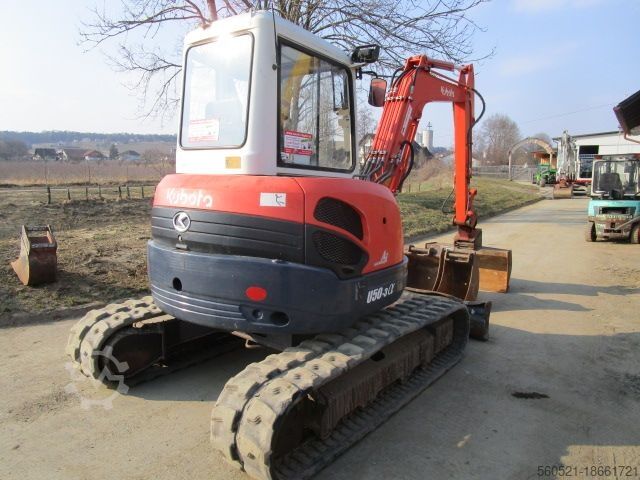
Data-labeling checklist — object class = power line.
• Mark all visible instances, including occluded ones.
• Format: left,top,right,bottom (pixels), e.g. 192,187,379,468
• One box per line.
520,103,614,124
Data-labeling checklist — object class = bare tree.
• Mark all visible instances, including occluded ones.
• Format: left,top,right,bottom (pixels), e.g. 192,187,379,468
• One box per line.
474,113,521,165
81,0,491,121
0,140,29,161
357,106,376,146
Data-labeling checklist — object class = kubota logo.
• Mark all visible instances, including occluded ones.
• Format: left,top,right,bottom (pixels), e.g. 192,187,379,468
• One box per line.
165,187,213,209
441,86,455,98
172,211,191,232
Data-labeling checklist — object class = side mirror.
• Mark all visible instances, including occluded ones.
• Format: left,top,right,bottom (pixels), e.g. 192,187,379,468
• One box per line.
351,45,380,64
368,77,387,107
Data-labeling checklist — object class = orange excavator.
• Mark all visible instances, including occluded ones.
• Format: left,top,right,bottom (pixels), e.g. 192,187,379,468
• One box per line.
67,11,511,480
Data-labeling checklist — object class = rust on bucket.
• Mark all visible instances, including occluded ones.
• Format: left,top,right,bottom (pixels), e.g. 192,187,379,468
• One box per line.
11,225,58,286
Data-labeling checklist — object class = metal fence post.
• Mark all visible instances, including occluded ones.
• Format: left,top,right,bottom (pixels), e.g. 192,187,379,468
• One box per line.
47,186,51,205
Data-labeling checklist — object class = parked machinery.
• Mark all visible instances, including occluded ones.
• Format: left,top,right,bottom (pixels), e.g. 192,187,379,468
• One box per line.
585,155,640,242
585,90,640,243
67,11,512,480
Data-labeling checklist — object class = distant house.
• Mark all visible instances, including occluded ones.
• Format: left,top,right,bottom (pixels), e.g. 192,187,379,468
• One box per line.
84,150,106,162
118,150,141,162
59,147,88,163
32,148,57,162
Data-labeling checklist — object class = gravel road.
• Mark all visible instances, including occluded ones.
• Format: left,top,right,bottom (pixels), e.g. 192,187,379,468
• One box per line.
1,197,638,480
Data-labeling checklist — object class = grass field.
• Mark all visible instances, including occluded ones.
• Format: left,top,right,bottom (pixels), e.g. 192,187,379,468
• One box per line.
0,177,540,317
399,177,540,238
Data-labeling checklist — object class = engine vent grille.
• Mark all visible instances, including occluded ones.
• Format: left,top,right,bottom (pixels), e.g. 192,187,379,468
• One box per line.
312,231,363,265
314,197,363,240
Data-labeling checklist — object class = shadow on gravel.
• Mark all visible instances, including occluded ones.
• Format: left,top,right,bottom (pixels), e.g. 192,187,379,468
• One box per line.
123,347,270,403
489,292,593,312
508,278,640,297
315,324,640,480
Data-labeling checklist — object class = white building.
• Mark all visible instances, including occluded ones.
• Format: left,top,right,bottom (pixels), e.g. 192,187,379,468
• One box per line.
553,130,640,181
420,123,434,151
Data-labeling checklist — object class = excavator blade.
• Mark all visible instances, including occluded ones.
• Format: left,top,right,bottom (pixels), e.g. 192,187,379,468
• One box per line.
475,246,512,293
406,243,479,301
10,225,57,286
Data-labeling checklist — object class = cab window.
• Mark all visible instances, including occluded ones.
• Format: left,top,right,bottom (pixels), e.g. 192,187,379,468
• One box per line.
278,43,354,171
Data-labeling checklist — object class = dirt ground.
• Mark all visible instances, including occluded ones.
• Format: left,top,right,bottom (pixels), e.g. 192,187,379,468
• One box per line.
1,197,639,480
0,193,151,316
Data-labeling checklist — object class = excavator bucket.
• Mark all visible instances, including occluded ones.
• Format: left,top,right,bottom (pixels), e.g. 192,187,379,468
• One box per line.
406,243,479,301
11,225,57,286
552,178,573,199
475,246,512,293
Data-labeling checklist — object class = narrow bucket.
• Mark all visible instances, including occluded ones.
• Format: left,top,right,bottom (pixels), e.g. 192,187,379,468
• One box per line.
475,246,512,293
436,249,479,301
405,244,445,291
406,243,479,301
11,225,57,286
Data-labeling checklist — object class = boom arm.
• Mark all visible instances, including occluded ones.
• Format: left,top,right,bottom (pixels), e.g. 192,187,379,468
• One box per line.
361,55,479,242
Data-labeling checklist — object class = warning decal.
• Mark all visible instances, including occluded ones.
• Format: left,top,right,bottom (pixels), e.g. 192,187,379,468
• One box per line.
188,118,220,143
283,130,313,156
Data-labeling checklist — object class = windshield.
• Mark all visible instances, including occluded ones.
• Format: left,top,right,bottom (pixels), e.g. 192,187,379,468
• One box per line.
278,43,354,171
592,159,640,197
181,34,252,148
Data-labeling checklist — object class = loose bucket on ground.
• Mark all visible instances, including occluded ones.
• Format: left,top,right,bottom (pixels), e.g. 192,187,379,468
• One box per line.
11,225,58,286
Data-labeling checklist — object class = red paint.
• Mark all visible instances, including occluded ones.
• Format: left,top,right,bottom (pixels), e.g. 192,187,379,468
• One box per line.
245,286,267,302
364,55,477,240
294,177,404,274
154,174,304,223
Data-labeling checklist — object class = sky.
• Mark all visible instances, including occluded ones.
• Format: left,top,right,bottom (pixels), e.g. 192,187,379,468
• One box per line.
0,0,638,143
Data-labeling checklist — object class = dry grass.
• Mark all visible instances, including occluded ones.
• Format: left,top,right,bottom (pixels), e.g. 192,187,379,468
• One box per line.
0,160,172,186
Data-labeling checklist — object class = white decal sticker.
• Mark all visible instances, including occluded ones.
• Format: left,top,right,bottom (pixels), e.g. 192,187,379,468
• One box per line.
166,188,213,209
188,118,219,143
401,105,413,136
366,282,396,304
440,86,455,98
283,130,313,156
260,193,287,207
373,250,389,267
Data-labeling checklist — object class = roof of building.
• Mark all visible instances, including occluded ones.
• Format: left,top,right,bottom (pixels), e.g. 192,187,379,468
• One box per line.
61,147,89,161
552,130,620,141
84,150,105,158
33,148,57,156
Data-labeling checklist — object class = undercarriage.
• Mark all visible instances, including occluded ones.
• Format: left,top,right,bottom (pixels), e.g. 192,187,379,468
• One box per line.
66,291,489,479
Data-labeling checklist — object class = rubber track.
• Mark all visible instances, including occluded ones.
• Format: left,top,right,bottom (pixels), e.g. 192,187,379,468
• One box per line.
66,296,163,378
66,296,241,385
211,294,469,480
